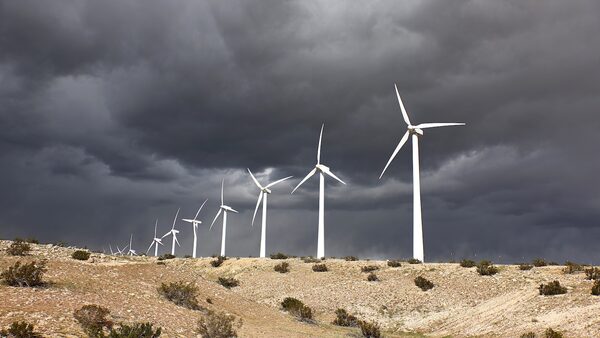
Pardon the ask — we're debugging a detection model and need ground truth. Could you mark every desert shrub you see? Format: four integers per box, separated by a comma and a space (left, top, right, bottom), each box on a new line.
6, 239, 31, 256
358, 320, 381, 338
367, 273, 379, 282
301, 256, 319, 263
344, 256, 358, 261
312, 263, 328, 272
0, 321, 40, 338
332, 308, 358, 327
591, 280, 600, 296
281, 297, 313, 321
532, 258, 547, 267
407, 258, 422, 264
1, 260, 46, 287
24, 238, 39, 244
274, 262, 290, 273
548, 261, 559, 266
414, 276, 434, 291
387, 260, 401, 267
74, 304, 113, 337
544, 328, 563, 338
519, 264, 534, 271
218, 277, 239, 289
210, 256, 226, 267
72, 250, 91, 261
158, 281, 201, 310
157, 254, 175, 261
360, 265, 379, 273
476, 260, 498, 276
520, 332, 536, 338
270, 252, 288, 259
196, 310, 242, 338
563, 261, 584, 274
460, 259, 476, 268
585, 267, 600, 280
107, 322, 161, 338
539, 281, 567, 296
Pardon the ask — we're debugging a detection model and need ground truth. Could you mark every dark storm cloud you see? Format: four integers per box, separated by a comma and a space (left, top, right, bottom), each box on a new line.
1, 0, 599, 262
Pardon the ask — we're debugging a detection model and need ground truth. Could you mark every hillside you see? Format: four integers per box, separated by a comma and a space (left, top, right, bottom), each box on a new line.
1, 240, 599, 337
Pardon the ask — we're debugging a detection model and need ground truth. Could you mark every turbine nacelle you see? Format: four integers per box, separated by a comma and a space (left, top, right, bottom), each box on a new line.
315, 164, 330, 173
220, 205, 238, 213
407, 125, 424, 135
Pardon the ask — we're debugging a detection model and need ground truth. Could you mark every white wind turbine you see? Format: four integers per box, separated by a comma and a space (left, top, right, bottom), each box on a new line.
291, 124, 346, 259
248, 169, 293, 258
126, 234, 137, 256
210, 179, 238, 257
162, 208, 181, 256
116, 243, 128, 256
181, 199, 208, 258
109, 244, 114, 256
379, 84, 465, 262
146, 219, 164, 257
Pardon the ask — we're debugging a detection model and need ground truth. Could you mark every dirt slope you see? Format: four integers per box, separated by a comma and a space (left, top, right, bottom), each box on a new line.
1, 240, 598, 337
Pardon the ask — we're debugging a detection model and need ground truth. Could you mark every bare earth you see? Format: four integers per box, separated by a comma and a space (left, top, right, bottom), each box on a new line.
1, 241, 599, 337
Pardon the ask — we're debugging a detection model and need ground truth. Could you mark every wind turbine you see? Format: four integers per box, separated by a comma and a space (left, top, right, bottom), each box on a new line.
379, 84, 465, 262
182, 199, 208, 258
109, 244, 114, 256
146, 219, 164, 257
248, 169, 293, 258
291, 124, 346, 259
116, 244, 128, 256
210, 179, 238, 257
162, 208, 181, 256
126, 234, 137, 256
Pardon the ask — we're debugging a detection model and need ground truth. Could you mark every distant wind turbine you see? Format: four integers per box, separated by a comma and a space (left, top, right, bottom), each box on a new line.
182, 199, 208, 258
248, 169, 293, 258
210, 179, 238, 256
379, 84, 465, 262
162, 208, 181, 256
146, 219, 164, 256
292, 124, 346, 259
116, 243, 128, 256
109, 244, 114, 256
126, 234, 137, 256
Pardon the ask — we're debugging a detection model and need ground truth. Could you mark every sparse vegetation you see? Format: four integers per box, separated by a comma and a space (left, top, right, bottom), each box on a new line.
196, 310, 242, 338
312, 263, 328, 272
0, 321, 40, 338
344, 256, 358, 261
539, 281, 567, 296
367, 273, 378, 282
476, 260, 498, 276
1, 260, 47, 287
544, 328, 564, 338
210, 256, 226, 267
520, 332, 536, 338
532, 258, 547, 267
460, 259, 476, 268
274, 262, 290, 273
361, 265, 379, 273
407, 258, 422, 264
591, 280, 600, 296
107, 322, 161, 338
563, 261, 584, 274
585, 267, 600, 280
270, 252, 288, 259
281, 297, 313, 321
74, 304, 113, 337
519, 264, 534, 271
387, 260, 401, 267
332, 308, 358, 327
414, 276, 434, 291
72, 250, 91, 261
6, 239, 31, 256
158, 281, 201, 310
302, 256, 320, 263
157, 253, 175, 261
358, 320, 381, 338
22, 237, 40, 244
218, 277, 240, 289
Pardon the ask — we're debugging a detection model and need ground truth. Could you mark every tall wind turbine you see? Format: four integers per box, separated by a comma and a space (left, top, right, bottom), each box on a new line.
146, 219, 164, 257
182, 199, 208, 258
126, 234, 137, 256
162, 208, 181, 256
291, 124, 346, 259
379, 84, 465, 262
248, 169, 293, 258
210, 179, 238, 257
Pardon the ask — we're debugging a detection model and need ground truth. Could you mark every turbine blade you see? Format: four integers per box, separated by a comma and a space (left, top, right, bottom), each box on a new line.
317, 124, 324, 164
247, 168, 263, 189
230, 208, 239, 213
252, 191, 264, 226
221, 179, 224, 205
266, 176, 293, 188
210, 209, 222, 230
379, 130, 410, 179
394, 84, 411, 125
172, 208, 180, 229
194, 199, 208, 220
174, 234, 180, 247
161, 231, 170, 239
415, 122, 466, 129
154, 219, 158, 238
146, 242, 154, 255
291, 168, 317, 194
323, 168, 346, 185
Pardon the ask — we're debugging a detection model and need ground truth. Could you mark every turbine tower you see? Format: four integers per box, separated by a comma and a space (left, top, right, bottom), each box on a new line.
248, 169, 292, 258
292, 124, 346, 259
162, 208, 181, 256
126, 234, 137, 256
210, 179, 238, 256
146, 219, 164, 256
182, 199, 208, 258
379, 84, 465, 262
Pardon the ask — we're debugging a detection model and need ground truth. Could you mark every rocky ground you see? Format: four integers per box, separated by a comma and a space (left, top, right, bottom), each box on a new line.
1, 240, 599, 337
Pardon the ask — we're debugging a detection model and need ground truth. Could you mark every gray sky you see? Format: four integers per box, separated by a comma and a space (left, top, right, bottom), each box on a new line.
1, 0, 599, 263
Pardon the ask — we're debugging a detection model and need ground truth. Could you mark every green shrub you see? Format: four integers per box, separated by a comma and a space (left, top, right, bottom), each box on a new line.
367, 273, 378, 282
332, 308, 358, 327
1, 260, 47, 287
387, 260, 401, 267
210, 256, 226, 267
414, 276, 434, 291
585, 267, 600, 280
312, 264, 328, 272
460, 259, 476, 268
218, 277, 239, 289
107, 322, 161, 338
544, 328, 563, 338
532, 258, 547, 267
274, 262, 290, 273
72, 250, 91, 261
6, 239, 31, 256
361, 265, 379, 273
519, 264, 534, 271
477, 260, 498, 276
520, 332, 536, 338
539, 281, 567, 296
74, 304, 113, 337
0, 321, 40, 338
407, 258, 422, 264
281, 297, 313, 321
157, 254, 175, 261
196, 310, 242, 338
270, 252, 288, 259
563, 261, 584, 274
158, 281, 201, 310
358, 320, 381, 338
344, 256, 358, 261
591, 280, 600, 296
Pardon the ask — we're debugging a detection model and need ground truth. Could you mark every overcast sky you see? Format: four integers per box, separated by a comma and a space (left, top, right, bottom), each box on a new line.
1, 0, 599, 263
